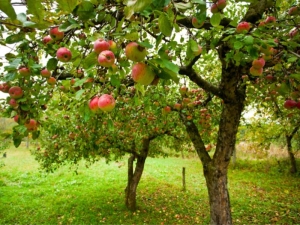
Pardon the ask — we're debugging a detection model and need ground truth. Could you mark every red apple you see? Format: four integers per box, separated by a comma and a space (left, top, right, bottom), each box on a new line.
42, 36, 52, 45
179, 86, 188, 96
9, 86, 23, 99
288, 6, 299, 16
8, 98, 18, 108
56, 47, 72, 62
19, 67, 30, 76
211, 3, 219, 13
125, 42, 147, 62
49, 27, 64, 40
236, 22, 250, 33
265, 16, 276, 24
162, 106, 171, 114
265, 74, 274, 82
252, 58, 265, 69
41, 69, 51, 78
284, 99, 297, 109
174, 103, 182, 110
47, 77, 56, 85
94, 39, 110, 54
98, 50, 115, 67
13, 115, 19, 123
25, 119, 38, 131
0, 82, 11, 93
192, 17, 204, 28
249, 66, 263, 76
296, 102, 300, 109
131, 62, 155, 85
289, 28, 298, 38
89, 96, 99, 112
217, 0, 226, 10
98, 94, 116, 112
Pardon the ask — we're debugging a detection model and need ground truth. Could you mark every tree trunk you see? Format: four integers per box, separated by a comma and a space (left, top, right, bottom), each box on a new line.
125, 138, 150, 211
285, 135, 297, 174
180, 65, 245, 224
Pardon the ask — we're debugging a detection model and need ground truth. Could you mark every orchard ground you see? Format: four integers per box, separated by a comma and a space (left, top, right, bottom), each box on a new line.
0, 144, 299, 224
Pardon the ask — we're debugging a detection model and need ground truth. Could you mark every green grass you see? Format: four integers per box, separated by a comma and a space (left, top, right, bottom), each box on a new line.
0, 146, 299, 224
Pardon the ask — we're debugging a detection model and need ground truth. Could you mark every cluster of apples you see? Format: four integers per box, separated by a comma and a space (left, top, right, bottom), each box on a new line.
43, 27, 72, 63
93, 38, 117, 67
283, 99, 300, 110
89, 94, 116, 112
0, 82, 38, 131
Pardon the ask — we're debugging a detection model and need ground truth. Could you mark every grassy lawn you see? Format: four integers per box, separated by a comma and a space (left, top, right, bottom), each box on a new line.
0, 145, 299, 224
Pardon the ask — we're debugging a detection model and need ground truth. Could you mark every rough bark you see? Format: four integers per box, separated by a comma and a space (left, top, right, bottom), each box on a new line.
285, 124, 299, 174
286, 135, 297, 174
125, 138, 150, 211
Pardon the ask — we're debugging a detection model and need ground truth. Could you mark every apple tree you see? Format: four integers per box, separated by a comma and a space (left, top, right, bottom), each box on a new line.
1, 0, 300, 224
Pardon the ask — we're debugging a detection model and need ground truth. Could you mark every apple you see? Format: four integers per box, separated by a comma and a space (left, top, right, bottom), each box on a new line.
94, 39, 110, 54
236, 22, 250, 33
125, 42, 147, 62
78, 33, 86, 39
289, 28, 298, 38
288, 6, 299, 16
49, 27, 64, 40
8, 98, 18, 108
98, 50, 115, 67
265, 74, 274, 82
98, 94, 116, 112
25, 119, 38, 131
131, 62, 155, 85
284, 99, 297, 109
249, 66, 263, 76
76, 69, 84, 78
265, 16, 276, 24
42, 36, 52, 45
174, 103, 182, 110
56, 47, 72, 62
217, 0, 227, 10
19, 67, 30, 76
211, 4, 219, 13
47, 77, 56, 85
193, 45, 203, 56
252, 58, 265, 69
108, 40, 117, 54
41, 69, 51, 78
162, 106, 171, 114
296, 102, 300, 109
13, 115, 19, 123
192, 17, 204, 28
9, 86, 23, 99
0, 82, 11, 93
258, 21, 266, 28
89, 96, 99, 112
179, 86, 188, 96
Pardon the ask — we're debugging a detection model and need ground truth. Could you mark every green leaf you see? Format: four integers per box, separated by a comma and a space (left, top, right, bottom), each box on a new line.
174, 2, 193, 10
5, 33, 25, 44
13, 136, 22, 148
74, 1, 95, 21
158, 13, 173, 37
17, 13, 27, 23
110, 75, 121, 87
27, 0, 45, 22
125, 31, 139, 41
243, 36, 254, 45
4, 71, 17, 81
210, 13, 221, 27
59, 21, 80, 32
58, 0, 79, 13
47, 58, 58, 71
4, 58, 21, 71
14, 125, 28, 135
32, 130, 40, 140
108, 119, 114, 131
83, 52, 98, 69
277, 82, 290, 96
0, 0, 17, 20
124, 0, 152, 19
234, 41, 244, 50
75, 89, 85, 100
290, 74, 300, 81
